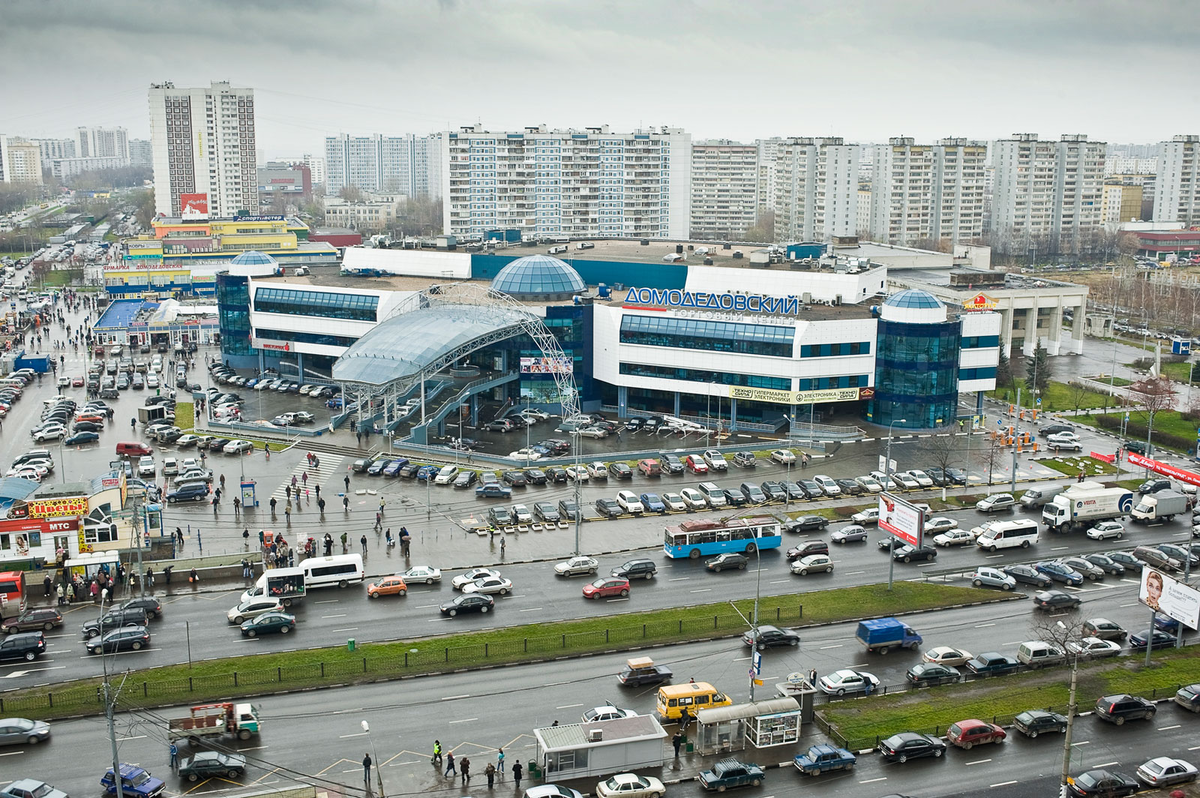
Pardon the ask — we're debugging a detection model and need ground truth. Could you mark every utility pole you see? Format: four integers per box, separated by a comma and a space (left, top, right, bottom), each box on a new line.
573, 430, 583, 556
131, 496, 144, 598
1010, 387, 1021, 494
885, 418, 906, 591
1059, 653, 1079, 798
99, 590, 126, 798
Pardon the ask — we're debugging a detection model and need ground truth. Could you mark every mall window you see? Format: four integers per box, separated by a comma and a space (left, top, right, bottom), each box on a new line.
254, 328, 360, 348
799, 342, 870, 358
797, 375, 868, 390
958, 367, 997, 380
620, 363, 790, 390
961, 335, 1000, 349
254, 287, 379, 321
619, 315, 794, 358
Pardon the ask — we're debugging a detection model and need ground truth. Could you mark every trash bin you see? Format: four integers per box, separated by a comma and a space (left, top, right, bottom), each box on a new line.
347, 638, 356, 652
686, 741, 694, 753
528, 760, 540, 779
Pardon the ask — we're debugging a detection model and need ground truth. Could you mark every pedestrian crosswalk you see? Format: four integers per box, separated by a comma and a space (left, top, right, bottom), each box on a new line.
269, 453, 345, 501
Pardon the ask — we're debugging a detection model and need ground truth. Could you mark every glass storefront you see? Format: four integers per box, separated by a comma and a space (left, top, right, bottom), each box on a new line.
868, 318, 961, 429
215, 273, 252, 356
619, 315, 795, 357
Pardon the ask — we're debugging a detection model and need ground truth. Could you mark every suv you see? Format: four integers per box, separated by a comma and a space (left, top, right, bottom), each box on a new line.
611, 559, 657, 580
81, 607, 150, 638
0, 631, 45, 662
120, 596, 163, 620
785, 516, 829, 533
1138, 478, 1172, 495
786, 540, 829, 560
1095, 694, 1156, 725
0, 608, 62, 634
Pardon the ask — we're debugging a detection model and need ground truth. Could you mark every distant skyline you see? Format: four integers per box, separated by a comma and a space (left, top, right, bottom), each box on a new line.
2, 0, 1197, 158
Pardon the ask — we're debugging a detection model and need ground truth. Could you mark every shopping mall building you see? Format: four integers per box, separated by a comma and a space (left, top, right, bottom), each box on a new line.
214, 239, 1002, 431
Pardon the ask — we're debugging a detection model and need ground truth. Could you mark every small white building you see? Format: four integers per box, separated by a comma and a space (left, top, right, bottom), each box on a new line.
532, 715, 668, 782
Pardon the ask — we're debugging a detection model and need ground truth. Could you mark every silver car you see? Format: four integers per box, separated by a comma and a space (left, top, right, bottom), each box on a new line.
831, 525, 869, 544
968, 567, 1016, 591
0, 717, 50, 745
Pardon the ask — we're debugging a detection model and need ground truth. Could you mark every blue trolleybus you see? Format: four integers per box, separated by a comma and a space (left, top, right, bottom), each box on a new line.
663, 516, 783, 559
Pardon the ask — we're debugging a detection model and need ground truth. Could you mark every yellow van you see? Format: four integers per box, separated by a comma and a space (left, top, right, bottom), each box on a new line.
656, 682, 732, 720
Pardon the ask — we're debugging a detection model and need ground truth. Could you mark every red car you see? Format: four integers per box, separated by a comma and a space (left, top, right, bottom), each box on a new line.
582, 577, 630, 600
71, 375, 85, 387
946, 719, 1006, 749
74, 413, 105, 424
685, 455, 709, 475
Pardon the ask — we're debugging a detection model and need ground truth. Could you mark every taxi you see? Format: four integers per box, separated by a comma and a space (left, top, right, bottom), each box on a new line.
366, 574, 408, 598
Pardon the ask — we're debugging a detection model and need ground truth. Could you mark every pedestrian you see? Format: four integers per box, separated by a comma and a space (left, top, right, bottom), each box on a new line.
679, 706, 690, 733
169, 742, 179, 771
343, 496, 350, 512
512, 762, 522, 790
176, 527, 184, 549
340, 531, 348, 552
375, 511, 382, 531
497, 749, 505, 781
357, 431, 362, 446
56, 583, 64, 606
444, 751, 456, 778
243, 528, 250, 548
808, 667, 817, 686
461, 756, 471, 785
43, 573, 52, 597
285, 505, 291, 524
318, 497, 326, 514
673, 732, 683, 757
433, 740, 443, 766
302, 471, 308, 486
163, 565, 172, 585
360, 534, 367, 554
485, 762, 495, 789
270, 497, 277, 517
189, 567, 198, 584
146, 567, 154, 589
500, 536, 505, 556
285, 485, 292, 501
344, 474, 351, 492
242, 559, 251, 579
379, 497, 385, 515
259, 529, 266, 547
315, 484, 321, 499
362, 752, 372, 784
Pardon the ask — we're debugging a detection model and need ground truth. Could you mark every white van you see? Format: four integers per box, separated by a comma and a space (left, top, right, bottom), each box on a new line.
975, 519, 1038, 552
299, 553, 364, 589
1017, 640, 1065, 669
697, 482, 728, 509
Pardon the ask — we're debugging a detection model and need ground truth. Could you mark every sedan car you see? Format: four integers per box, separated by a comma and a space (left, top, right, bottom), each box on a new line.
742, 625, 800, 649
461, 576, 513, 596
0, 717, 50, 746
400, 565, 441, 585
240, 611, 296, 637
595, 773, 665, 798
922, 646, 973, 667
706, 552, 748, 572
608, 462, 633, 480
452, 568, 501, 590
1086, 521, 1125, 541
830, 525, 868, 544
678, 488, 707, 510
891, 472, 920, 490
1082, 553, 1125, 576
582, 577, 630, 600
906, 663, 961, 687
965, 652, 1020, 677
877, 732, 947, 763
660, 493, 687, 512
1036, 561, 1084, 586
222, 439, 253, 454
817, 669, 879, 697
1067, 769, 1139, 797
511, 504, 533, 524
1060, 556, 1105, 582
554, 556, 599, 577
582, 705, 637, 723
1004, 563, 1053, 588
595, 498, 623, 518
178, 751, 250, 781
440, 594, 494, 616
933, 529, 975, 547
1136, 757, 1198, 788
534, 502, 561, 523
1033, 589, 1082, 611
770, 449, 796, 465
892, 544, 937, 563
1129, 628, 1175, 650
855, 475, 883, 493
1066, 637, 1122, 659
924, 516, 959, 535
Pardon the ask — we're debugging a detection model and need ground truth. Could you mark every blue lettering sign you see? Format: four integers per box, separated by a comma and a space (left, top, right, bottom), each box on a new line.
623, 286, 805, 317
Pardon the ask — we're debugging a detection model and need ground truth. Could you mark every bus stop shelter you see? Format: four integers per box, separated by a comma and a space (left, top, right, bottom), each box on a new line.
533, 715, 668, 781
694, 697, 801, 756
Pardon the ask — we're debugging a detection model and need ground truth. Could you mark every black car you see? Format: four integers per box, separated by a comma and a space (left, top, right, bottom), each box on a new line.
608, 462, 633, 480
785, 516, 829, 533
906, 663, 961, 687
1138, 478, 1172, 495
785, 540, 829, 560
72, 421, 102, 433
783, 482, 808, 501
835, 478, 864, 496
86, 625, 151, 654
922, 467, 949, 487
965, 652, 1020, 677
617, 659, 673, 686
595, 498, 623, 518
1004, 563, 1053, 588
723, 487, 747, 506
544, 467, 569, 484
557, 499, 579, 520
1095, 694, 1156, 725
525, 469, 548, 485
796, 479, 823, 499
612, 559, 657, 580
440, 594, 494, 616
1033, 589, 1082, 611
760, 481, 788, 502
0, 631, 45, 662
533, 502, 560, 523
877, 537, 906, 552
1040, 423, 1074, 437
398, 463, 421, 479
207, 438, 231, 452
1014, 709, 1068, 737
121, 597, 162, 621
742, 624, 800, 649
502, 470, 527, 487
167, 482, 209, 503
1083, 553, 1125, 576
178, 751, 247, 782
624, 417, 646, 431
944, 467, 968, 485
706, 553, 748, 572
893, 545, 937, 563
1175, 683, 1200, 712
81, 607, 150, 638
877, 732, 947, 762
1129, 628, 1175, 650
1104, 550, 1142, 573
659, 454, 684, 474
1067, 769, 1138, 797
64, 431, 100, 446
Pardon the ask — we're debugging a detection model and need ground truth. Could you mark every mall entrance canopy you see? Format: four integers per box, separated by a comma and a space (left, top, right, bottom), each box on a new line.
331, 283, 579, 434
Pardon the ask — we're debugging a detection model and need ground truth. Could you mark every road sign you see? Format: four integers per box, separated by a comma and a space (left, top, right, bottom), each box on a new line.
877, 456, 896, 472
751, 650, 762, 676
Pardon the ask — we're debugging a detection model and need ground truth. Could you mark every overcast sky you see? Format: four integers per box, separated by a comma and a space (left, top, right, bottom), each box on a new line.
2, 0, 1196, 157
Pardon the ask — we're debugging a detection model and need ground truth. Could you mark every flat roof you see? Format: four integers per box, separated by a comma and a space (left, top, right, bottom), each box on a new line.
255, 272, 584, 308
541, 239, 861, 276
601, 291, 877, 320
536, 715, 667, 751
95, 299, 147, 330
900, 270, 1087, 295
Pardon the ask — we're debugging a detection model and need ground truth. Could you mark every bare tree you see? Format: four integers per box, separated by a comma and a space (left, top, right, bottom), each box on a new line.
982, 433, 1007, 486
1130, 376, 1178, 440
1067, 381, 1092, 414
338, 185, 364, 203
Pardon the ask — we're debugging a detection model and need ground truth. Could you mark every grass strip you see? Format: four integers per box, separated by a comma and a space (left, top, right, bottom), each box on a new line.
819, 645, 1200, 750
1035, 456, 1118, 478
2, 582, 996, 720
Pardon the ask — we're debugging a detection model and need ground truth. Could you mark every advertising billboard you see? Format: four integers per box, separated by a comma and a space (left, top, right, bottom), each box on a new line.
180, 193, 209, 219
878, 492, 924, 547
27, 496, 88, 519
520, 356, 573, 374
1140, 567, 1200, 630
1125, 452, 1200, 488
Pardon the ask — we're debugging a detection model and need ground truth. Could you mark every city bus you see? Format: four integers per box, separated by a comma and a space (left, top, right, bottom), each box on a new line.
0, 571, 28, 620
663, 516, 783, 559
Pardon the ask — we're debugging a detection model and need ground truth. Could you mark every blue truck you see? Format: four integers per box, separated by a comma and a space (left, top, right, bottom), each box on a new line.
856, 618, 923, 655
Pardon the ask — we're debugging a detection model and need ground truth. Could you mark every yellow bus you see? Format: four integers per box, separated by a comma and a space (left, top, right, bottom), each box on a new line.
656, 682, 732, 720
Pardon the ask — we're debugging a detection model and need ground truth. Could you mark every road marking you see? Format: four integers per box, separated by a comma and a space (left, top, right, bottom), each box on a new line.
441, 694, 470, 701
240, 746, 268, 751
975, 623, 995, 628
1159, 724, 1181, 731
448, 717, 478, 724
819, 644, 843, 650
314, 599, 339, 604
1120, 602, 1140, 607
1095, 761, 1119, 768
668, 577, 690, 582
1050, 546, 1069, 551
991, 781, 1017, 788
117, 735, 146, 741
519, 607, 544, 612
916, 562, 937, 567
0, 751, 23, 757
1071, 740, 1091, 747
769, 579, 790, 584
985, 554, 1004, 559
556, 704, 583, 709
416, 603, 439, 608
844, 570, 865, 576
858, 777, 886, 784
607, 598, 630, 603
1189, 745, 1200, 751
321, 614, 347, 619
965, 759, 991, 766
331, 627, 358, 633
339, 731, 369, 738
690, 588, 712, 593
1121, 579, 1139, 584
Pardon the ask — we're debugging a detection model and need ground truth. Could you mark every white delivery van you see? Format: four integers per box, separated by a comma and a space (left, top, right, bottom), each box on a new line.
975, 519, 1039, 552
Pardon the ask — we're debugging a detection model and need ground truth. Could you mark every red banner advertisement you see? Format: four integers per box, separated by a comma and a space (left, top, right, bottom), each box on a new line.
1126, 452, 1200, 487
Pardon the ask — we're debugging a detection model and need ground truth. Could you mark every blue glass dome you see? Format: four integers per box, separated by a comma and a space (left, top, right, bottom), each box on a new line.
230, 250, 277, 267
883, 289, 943, 309
491, 255, 585, 300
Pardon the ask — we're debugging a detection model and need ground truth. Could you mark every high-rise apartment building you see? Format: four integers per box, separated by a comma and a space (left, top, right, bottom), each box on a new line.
33, 138, 76, 167
324, 133, 441, 199
0, 136, 44, 185
303, 153, 326, 188
129, 138, 152, 167
991, 133, 1105, 252
755, 137, 782, 218
1101, 180, 1143, 225
441, 124, 692, 239
77, 126, 129, 160
1153, 135, 1200, 225
772, 137, 860, 242
689, 140, 759, 239
148, 81, 258, 217
869, 137, 986, 246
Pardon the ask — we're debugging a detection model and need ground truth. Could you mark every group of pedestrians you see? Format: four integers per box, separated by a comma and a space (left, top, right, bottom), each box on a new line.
431, 744, 516, 790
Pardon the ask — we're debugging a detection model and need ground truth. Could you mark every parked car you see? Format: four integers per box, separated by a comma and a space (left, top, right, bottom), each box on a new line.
877, 732, 947, 763
1095, 694, 1155, 725
965, 652, 1021, 677
968, 567, 1016, 590
698, 759, 764, 791
793, 744, 856, 777
1014, 709, 1068, 737
1004, 563, 1053, 588
817, 669, 879, 697
906, 662, 960, 687
947, 719, 1006, 749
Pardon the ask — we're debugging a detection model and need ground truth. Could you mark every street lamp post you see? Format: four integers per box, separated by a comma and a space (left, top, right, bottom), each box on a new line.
361, 720, 385, 798
885, 418, 906, 592
1059, 622, 1079, 798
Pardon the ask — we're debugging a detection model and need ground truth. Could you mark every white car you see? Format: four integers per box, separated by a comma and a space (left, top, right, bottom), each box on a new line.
56, 375, 69, 388
791, 554, 833, 575
554, 556, 599, 577
145, 373, 160, 389
520, 408, 549, 421
1065, 637, 1122, 659
933, 529, 974, 547
565, 465, 590, 483
867, 471, 897, 491
401, 565, 442, 584
905, 469, 935, 488
137, 456, 156, 477
924, 517, 959, 535
1048, 430, 1081, 443
596, 773, 666, 798
817, 669, 880, 697
851, 507, 880, 525
922, 646, 973, 666
452, 568, 500, 590
508, 448, 542, 462
813, 475, 841, 497
586, 462, 609, 480
771, 449, 796, 465
6, 467, 42, 482
891, 472, 920, 490
161, 457, 179, 476
434, 465, 459, 485
702, 450, 728, 471
1086, 521, 1125, 541
616, 490, 645, 514
227, 597, 283, 624
679, 488, 708, 510
223, 439, 253, 454
462, 575, 513, 595
181, 457, 200, 471
511, 504, 533, 524
174, 468, 212, 485
582, 706, 638, 723
661, 492, 687, 512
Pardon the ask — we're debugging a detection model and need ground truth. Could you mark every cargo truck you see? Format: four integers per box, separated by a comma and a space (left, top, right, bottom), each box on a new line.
167, 702, 261, 743
137, 405, 166, 425
239, 567, 305, 607
1131, 489, 1191, 524
855, 618, 923, 655
1041, 483, 1133, 533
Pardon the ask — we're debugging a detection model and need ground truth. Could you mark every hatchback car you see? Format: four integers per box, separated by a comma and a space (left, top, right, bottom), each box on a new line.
976, 493, 1016, 512
0, 717, 50, 746
830, 524, 868, 544
969, 567, 1016, 590
1086, 521, 1125, 541
946, 719, 1006, 749
583, 577, 630, 599
791, 554, 833, 575
1082, 618, 1127, 641
1014, 709, 1068, 737
366, 575, 408, 598
608, 462, 633, 480
1095, 694, 1155, 725
595, 498, 623, 518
